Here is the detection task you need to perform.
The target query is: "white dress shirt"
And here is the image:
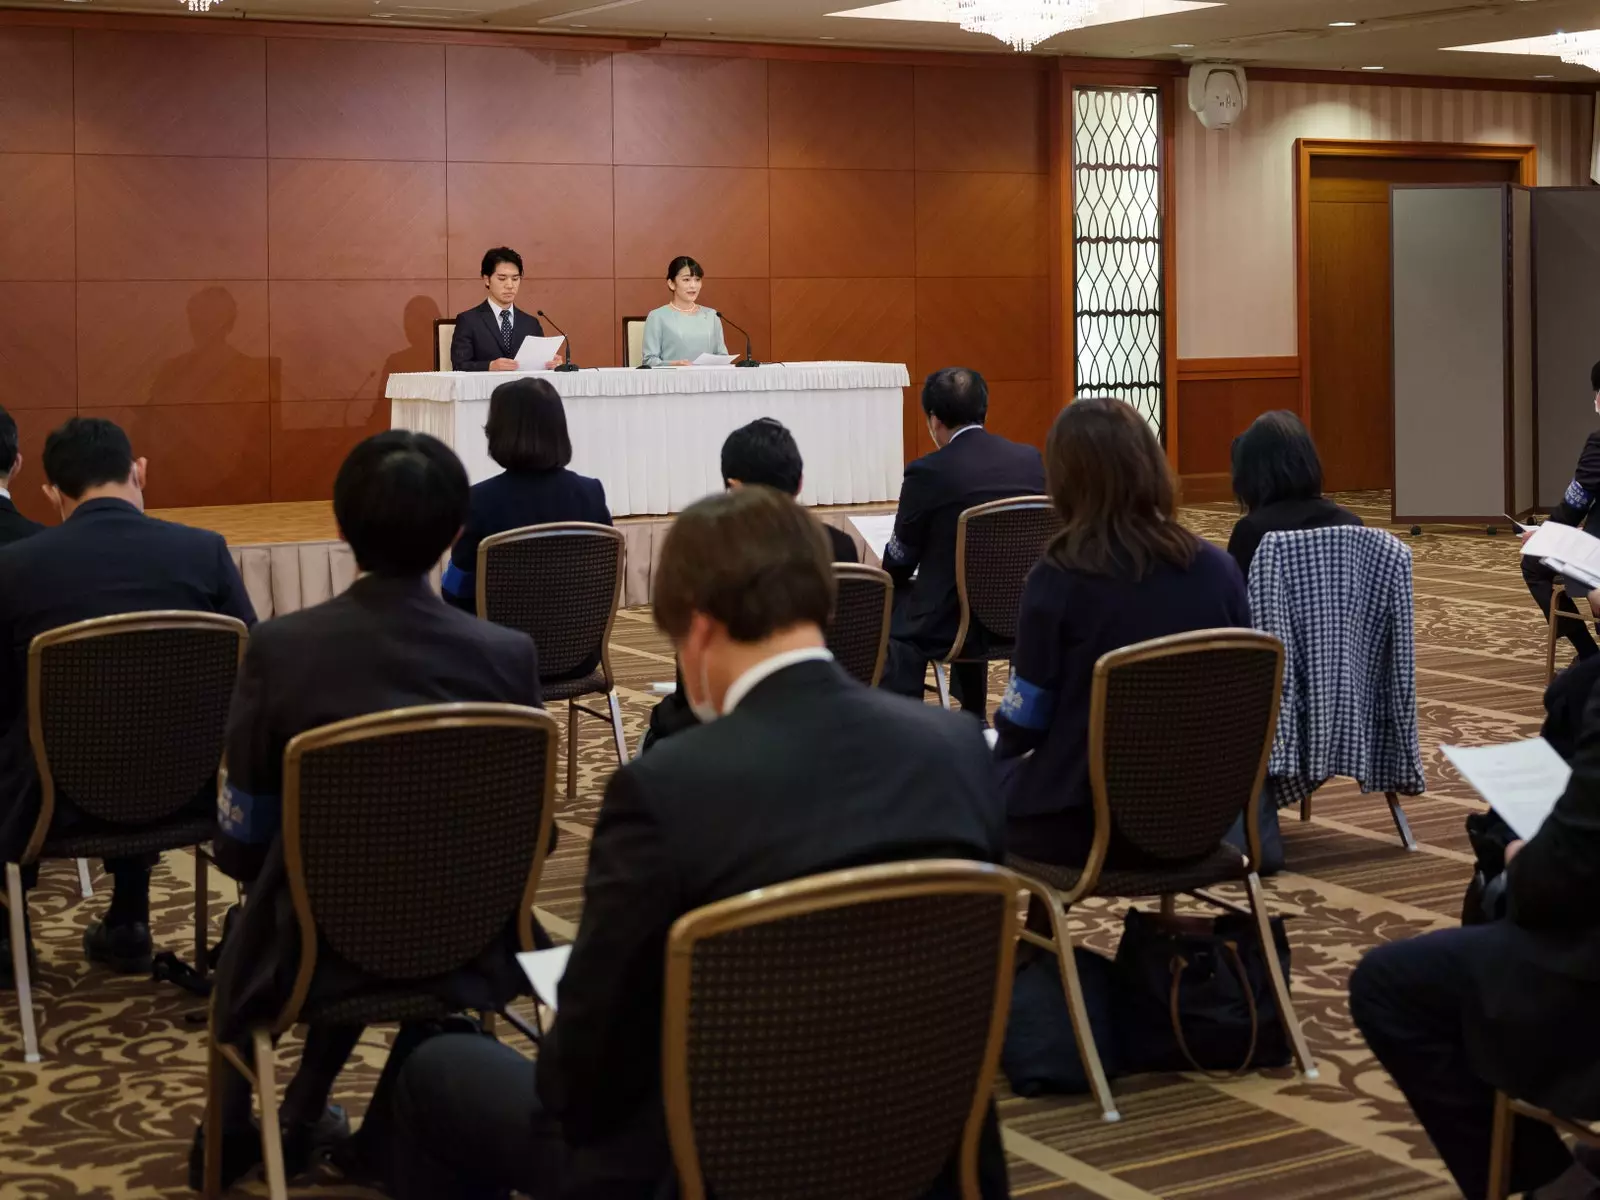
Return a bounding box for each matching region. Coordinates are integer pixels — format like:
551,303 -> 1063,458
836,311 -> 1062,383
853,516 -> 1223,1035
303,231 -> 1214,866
722,646 -> 835,715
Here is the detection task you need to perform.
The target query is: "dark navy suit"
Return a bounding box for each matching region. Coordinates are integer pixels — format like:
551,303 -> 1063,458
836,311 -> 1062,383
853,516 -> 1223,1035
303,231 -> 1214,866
450,301 -> 545,372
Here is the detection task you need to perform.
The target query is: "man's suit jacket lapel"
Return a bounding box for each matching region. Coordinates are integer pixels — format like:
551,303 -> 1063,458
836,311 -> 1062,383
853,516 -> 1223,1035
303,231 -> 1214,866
479,301 -> 505,356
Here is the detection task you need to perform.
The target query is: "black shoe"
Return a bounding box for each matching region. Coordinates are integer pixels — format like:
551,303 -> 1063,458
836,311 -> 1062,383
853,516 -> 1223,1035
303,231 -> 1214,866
83,919 -> 154,974
283,1103 -> 352,1176
186,1105 -> 351,1192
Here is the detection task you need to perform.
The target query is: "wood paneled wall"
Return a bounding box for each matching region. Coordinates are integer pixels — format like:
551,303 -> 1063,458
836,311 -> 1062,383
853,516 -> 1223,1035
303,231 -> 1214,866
1175,356 -> 1301,502
0,20 -> 1053,517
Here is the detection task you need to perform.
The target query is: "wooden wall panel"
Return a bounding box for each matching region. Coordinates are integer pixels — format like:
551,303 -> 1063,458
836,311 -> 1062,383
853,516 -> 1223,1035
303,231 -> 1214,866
915,277 -> 1050,382
612,54 -> 767,169
0,282 -> 74,409
7,405 -> 74,521
0,29 -> 73,153
0,154 -> 74,281
76,157 -> 265,280
446,163 -> 614,280
444,46 -> 613,166
268,160 -> 446,279
770,277 -> 916,366
270,280 -> 446,405
916,172 -> 1050,278
83,402 -> 272,507
612,166 -> 769,279
769,169 -> 915,279
768,60 -> 914,171
913,66 -> 1048,174
267,39 -> 445,162
1174,356 -> 1302,492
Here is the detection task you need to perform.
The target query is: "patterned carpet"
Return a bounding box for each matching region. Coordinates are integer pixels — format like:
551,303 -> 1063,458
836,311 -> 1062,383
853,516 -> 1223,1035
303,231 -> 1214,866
0,492 -> 1556,1198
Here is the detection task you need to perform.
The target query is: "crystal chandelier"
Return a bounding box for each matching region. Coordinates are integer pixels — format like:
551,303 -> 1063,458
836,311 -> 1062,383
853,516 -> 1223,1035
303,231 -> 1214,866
951,0 -> 1101,52
180,0 -> 223,9
1555,30 -> 1600,73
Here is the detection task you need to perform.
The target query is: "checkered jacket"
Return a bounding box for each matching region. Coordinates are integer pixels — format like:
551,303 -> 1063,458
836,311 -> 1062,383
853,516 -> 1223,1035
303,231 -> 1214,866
1248,526 -> 1426,810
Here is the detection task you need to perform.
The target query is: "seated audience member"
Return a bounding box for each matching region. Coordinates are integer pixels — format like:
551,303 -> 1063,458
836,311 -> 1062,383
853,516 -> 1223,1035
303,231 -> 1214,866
441,377 -> 611,615
642,416 -> 857,748
196,431 -> 544,1189
347,486 -> 1009,1200
1521,360 -> 1600,660
1546,628 -> 1600,761
996,397 -> 1250,868
0,417 -> 254,975
0,405 -> 43,545
880,367 -> 1046,717
1349,684 -> 1600,1199
1226,409 -> 1362,580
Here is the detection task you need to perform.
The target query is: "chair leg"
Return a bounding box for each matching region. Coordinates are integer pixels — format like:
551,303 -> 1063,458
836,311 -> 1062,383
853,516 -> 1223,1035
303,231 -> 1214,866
1486,1091 -> 1515,1200
76,858 -> 93,900
1385,792 -> 1418,852
933,663 -> 952,710
202,1032 -> 227,1200
1299,791 -> 1313,823
566,700 -> 578,804
254,1029 -> 289,1200
606,689 -> 629,765
195,847 -> 211,979
1026,881 -> 1119,1122
1244,871 -> 1317,1079
6,863 -> 39,1064
1547,591 -> 1563,685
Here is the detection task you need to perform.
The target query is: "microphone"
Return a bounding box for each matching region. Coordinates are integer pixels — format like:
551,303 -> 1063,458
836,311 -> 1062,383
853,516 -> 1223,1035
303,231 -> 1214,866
535,310 -> 580,372
716,312 -> 761,368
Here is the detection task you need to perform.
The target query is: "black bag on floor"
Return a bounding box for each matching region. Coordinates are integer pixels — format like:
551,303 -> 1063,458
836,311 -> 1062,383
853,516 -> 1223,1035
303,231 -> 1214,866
1113,908 -> 1293,1075
1001,948 -> 1120,1097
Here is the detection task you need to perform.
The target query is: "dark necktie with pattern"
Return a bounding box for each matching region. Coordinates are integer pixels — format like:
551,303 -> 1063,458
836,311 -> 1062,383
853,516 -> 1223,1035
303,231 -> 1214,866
499,308 -> 514,357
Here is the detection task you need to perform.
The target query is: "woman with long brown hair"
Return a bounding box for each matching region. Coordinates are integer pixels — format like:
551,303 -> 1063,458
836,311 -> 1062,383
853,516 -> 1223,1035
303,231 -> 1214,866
995,396 -> 1250,866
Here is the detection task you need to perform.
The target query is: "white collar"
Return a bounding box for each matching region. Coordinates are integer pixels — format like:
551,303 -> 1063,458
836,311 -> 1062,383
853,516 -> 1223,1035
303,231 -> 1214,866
947,424 -> 982,442
0,486 -> 9,501
722,647 -> 834,715
487,298 -> 514,319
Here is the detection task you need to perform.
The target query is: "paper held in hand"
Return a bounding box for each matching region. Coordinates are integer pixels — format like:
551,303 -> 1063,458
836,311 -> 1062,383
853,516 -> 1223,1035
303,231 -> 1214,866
1440,737 -> 1571,840
849,514 -> 897,565
1522,521 -> 1600,593
690,353 -> 739,367
514,334 -> 567,370
515,944 -> 572,1011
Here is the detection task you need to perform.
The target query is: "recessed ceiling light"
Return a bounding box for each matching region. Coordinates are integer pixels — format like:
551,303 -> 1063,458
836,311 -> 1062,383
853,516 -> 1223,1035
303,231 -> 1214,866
1361,65 -> 1384,70
1535,73 -> 1554,78
1171,42 -> 1194,48
819,34 -> 835,38
1329,20 -> 1358,27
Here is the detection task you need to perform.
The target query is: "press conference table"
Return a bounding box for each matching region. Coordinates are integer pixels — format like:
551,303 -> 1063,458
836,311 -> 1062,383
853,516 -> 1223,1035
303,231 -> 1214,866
385,361 -> 909,517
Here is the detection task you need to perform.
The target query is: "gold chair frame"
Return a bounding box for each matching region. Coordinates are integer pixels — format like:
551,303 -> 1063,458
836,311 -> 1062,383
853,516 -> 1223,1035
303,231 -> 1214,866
1488,1092 -> 1600,1200
662,859 -> 1022,1200
830,562 -> 895,688
1546,582 -> 1596,684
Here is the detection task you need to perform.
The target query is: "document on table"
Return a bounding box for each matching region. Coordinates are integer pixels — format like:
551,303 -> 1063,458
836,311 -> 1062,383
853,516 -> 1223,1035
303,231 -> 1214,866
1440,737 -> 1571,840
516,944 -> 572,1010
850,514 -> 898,565
690,353 -> 739,367
514,334 -> 566,370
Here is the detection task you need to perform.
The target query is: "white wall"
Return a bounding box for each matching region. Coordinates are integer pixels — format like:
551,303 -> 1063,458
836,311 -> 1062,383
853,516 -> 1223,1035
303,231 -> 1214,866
1175,80 -> 1595,359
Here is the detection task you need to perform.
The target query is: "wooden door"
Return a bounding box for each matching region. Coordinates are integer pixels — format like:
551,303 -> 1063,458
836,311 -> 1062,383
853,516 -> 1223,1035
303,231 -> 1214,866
1308,157 -> 1519,492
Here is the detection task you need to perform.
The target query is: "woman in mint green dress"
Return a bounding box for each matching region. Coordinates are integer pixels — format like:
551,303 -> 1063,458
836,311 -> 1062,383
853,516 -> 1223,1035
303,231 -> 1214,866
641,256 -> 729,367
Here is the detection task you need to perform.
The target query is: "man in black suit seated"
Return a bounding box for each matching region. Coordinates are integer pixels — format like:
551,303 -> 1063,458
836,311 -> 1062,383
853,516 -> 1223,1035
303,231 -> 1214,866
1349,684 -> 1600,1199
450,247 -> 563,373
345,485 -> 1008,1200
641,416 -> 858,749
880,367 -> 1045,718
0,405 -> 43,546
0,417 -> 254,974
194,431 -> 545,1189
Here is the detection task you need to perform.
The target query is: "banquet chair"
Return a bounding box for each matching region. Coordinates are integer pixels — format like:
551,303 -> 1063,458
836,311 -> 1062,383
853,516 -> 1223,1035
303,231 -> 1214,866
1006,629 -> 1317,1122
623,315 -> 648,368
8,611 -> 246,1063
663,859 -> 1020,1200
1487,1091 -> 1600,1200
932,496 -> 1060,711
433,319 -> 456,371
826,563 -> 894,687
201,702 -> 558,1200
1546,582 -> 1596,683
478,523 -> 629,802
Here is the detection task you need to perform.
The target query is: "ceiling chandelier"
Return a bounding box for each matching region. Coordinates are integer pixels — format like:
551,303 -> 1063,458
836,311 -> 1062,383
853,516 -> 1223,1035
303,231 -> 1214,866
1555,30 -> 1600,73
951,0 -> 1101,52
180,0 -> 224,9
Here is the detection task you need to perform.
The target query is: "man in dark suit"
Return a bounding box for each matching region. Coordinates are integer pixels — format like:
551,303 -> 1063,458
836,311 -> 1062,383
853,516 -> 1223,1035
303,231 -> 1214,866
880,367 -> 1046,718
641,416 -> 858,750
449,247 -> 562,372
347,486 -> 1008,1200
0,405 -> 43,545
1349,682 -> 1600,1199
0,417 -> 255,973
194,430 -> 545,1189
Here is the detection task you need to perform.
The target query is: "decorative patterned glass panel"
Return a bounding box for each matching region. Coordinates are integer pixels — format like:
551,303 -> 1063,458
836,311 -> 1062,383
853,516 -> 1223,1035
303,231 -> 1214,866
1073,86 -> 1165,439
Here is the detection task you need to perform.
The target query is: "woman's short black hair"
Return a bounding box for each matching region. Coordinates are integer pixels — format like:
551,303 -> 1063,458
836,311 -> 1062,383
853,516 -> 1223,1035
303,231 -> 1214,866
485,378 -> 572,473
1230,410 -> 1325,511
666,255 -> 704,281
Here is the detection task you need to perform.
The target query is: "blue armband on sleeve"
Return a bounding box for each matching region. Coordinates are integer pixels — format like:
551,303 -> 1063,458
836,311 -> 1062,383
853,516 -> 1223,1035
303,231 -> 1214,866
218,782 -> 281,845
1564,479 -> 1593,512
997,670 -> 1056,730
441,560 -> 473,599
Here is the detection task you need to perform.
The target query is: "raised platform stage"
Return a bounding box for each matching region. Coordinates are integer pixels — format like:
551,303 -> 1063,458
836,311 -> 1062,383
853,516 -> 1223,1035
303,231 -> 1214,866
147,500 -> 894,619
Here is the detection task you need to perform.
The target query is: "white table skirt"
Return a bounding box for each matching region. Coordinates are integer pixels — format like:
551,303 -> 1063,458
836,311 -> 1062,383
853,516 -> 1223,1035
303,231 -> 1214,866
386,362 -> 908,517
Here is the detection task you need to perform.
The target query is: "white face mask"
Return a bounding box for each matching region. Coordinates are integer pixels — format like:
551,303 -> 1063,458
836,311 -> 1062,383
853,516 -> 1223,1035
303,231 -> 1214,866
687,655 -> 720,724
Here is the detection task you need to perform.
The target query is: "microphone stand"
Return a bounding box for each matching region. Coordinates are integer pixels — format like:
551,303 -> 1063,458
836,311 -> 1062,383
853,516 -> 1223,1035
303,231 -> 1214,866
535,310 -> 581,372
717,312 -> 761,368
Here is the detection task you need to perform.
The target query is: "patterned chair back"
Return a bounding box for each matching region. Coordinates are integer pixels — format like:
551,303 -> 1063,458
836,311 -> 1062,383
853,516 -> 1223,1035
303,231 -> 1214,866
1092,630 -> 1284,864
825,564 -> 893,687
951,496 -> 1061,658
26,612 -> 246,854
478,523 -> 624,685
280,704 -> 557,1010
663,860 -> 1021,1200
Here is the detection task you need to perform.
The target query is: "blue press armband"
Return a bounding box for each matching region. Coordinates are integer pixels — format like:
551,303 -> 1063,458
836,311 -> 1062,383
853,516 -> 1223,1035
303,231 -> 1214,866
217,782 -> 281,845
441,560 -> 473,598
998,671 -> 1056,730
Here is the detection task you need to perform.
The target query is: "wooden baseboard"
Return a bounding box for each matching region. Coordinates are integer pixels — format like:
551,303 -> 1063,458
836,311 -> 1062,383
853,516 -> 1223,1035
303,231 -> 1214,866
1177,355 -> 1300,382
1178,472 -> 1235,504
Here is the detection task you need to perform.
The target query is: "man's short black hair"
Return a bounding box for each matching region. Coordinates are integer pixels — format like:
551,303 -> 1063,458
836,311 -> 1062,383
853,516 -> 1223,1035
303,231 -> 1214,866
334,431 -> 470,576
921,367 -> 989,429
486,379 -> 572,472
720,418 -> 803,496
0,405 -> 18,475
42,417 -> 134,499
1230,410 -> 1324,511
481,247 -> 523,278
1591,359 -> 1600,393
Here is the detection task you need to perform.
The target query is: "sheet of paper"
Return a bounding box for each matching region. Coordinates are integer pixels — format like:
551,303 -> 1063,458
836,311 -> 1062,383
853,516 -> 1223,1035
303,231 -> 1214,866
983,727 -> 999,750
690,353 -> 738,367
514,334 -> 566,370
1545,557 -> 1600,594
850,513 -> 897,565
515,944 -> 572,1010
1523,521 -> 1600,574
1440,737 -> 1571,840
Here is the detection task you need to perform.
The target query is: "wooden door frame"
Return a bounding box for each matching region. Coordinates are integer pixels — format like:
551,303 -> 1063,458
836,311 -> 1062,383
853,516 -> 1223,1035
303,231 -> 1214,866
1293,138 -> 1538,431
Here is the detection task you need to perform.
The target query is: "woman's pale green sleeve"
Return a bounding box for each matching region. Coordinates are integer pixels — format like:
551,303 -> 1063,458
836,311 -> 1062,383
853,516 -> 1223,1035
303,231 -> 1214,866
641,309 -> 667,367
714,314 -> 728,356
